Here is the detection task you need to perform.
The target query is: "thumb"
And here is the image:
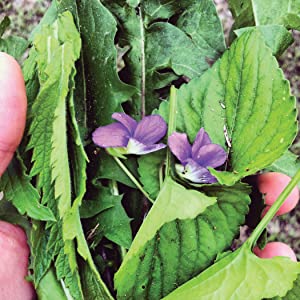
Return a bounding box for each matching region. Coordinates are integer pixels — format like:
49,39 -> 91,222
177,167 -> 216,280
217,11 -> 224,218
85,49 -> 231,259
0,52 -> 27,176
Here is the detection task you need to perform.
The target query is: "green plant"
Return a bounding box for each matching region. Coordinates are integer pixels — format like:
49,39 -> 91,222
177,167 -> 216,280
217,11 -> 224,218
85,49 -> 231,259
0,1 -> 300,299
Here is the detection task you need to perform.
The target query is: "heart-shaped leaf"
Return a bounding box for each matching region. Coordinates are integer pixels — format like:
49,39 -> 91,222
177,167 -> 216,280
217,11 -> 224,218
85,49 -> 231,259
115,179 -> 250,299
163,245 -> 300,300
159,30 -> 297,185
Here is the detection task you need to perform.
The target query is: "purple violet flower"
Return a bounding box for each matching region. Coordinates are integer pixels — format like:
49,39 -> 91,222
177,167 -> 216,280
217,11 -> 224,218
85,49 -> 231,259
92,113 -> 167,155
168,128 -> 227,184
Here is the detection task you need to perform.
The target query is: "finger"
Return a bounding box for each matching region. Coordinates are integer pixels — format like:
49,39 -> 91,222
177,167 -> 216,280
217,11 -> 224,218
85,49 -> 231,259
0,52 -> 27,176
0,221 -> 35,299
257,172 -> 299,216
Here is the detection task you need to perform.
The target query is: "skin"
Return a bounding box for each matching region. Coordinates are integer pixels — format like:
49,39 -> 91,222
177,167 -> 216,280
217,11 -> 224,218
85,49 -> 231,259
257,172 -> 300,216
0,221 -> 35,299
254,242 -> 297,262
0,52 -> 34,299
0,52 -> 27,176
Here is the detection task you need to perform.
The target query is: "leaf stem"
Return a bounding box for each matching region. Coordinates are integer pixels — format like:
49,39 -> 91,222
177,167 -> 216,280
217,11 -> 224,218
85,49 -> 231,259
113,156 -> 154,203
246,169 -> 300,249
139,7 -> 146,118
159,162 -> 164,188
119,246 -> 127,261
165,86 -> 177,177
110,180 -> 119,196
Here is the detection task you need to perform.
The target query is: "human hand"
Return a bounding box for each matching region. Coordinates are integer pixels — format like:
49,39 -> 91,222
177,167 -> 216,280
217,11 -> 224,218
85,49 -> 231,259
0,52 -> 35,299
254,172 -> 300,260
257,172 -> 299,216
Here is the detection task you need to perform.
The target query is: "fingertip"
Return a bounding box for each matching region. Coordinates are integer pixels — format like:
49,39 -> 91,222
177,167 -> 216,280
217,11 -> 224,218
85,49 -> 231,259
257,172 -> 299,215
0,221 -> 35,299
0,52 -> 27,176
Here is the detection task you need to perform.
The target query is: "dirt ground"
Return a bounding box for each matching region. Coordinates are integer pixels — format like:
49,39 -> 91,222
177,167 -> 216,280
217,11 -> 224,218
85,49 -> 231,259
1,0 -> 300,258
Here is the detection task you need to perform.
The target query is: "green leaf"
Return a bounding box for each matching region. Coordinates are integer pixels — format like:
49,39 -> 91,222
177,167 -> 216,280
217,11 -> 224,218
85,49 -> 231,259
121,177 -> 216,253
163,245 -> 300,300
30,221 -> 56,286
158,29 -> 297,186
257,228 -> 268,250
156,70 -> 226,148
280,273 -> 300,299
0,198 -> 31,235
55,17 -> 98,280
26,11 -> 113,299
55,243 -> 84,300
221,29 -> 298,180
79,259 -> 112,300
176,0 -> 226,60
0,155 -> 55,221
29,1 -> 58,42
36,268 -> 67,300
27,12 -> 79,206
31,218 -> 85,299
267,151 -> 300,189
142,0 -> 193,22
229,0 -> 300,31
72,0 -> 136,126
86,194 -> 132,249
80,186 -> 116,219
228,0 -> 255,31
0,16 -> 10,37
23,48 -> 39,113
0,36 -> 28,60
102,0 -> 225,116
0,16 -> 28,59
49,12 -> 81,217
234,25 -> 294,57
93,151 -> 139,188
63,182 -> 114,298
67,68 -> 88,205
72,61 -> 88,141
63,162 -> 114,297
138,149 -> 166,199
115,179 -> 250,298
30,189 -> 59,288
255,0 -> 300,30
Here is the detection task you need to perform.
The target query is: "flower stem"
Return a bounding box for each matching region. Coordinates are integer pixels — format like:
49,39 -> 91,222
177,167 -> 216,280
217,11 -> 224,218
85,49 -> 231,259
165,86 -> 177,177
139,7 -> 146,118
113,156 -> 154,204
246,169 -> 300,249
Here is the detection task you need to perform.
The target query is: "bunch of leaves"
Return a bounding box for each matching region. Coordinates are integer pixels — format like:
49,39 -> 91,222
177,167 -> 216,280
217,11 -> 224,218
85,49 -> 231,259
0,0 -> 300,299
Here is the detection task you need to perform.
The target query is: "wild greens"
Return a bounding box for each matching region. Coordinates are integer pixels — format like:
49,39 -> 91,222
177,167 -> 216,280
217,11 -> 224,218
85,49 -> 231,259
0,0 -> 300,299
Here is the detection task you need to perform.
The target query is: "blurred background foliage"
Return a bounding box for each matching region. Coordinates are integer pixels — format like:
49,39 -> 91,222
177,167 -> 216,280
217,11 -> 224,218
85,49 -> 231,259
0,0 -> 50,38
1,0 -> 300,258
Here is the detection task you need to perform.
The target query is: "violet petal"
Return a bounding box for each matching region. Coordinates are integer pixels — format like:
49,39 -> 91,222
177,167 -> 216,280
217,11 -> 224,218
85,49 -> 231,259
133,115 -> 167,144
176,159 -> 217,183
168,132 -> 192,164
112,112 -> 138,135
127,138 -> 166,155
192,128 -> 212,158
193,144 -> 227,168
92,123 -> 129,148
